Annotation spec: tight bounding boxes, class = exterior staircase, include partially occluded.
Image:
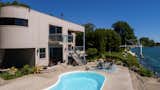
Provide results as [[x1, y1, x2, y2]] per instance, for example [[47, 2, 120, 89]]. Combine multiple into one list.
[[69, 47, 86, 65], [71, 53, 83, 65]]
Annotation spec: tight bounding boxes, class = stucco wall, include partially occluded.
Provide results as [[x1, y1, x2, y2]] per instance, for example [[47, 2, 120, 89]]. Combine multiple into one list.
[[0, 6, 84, 66]]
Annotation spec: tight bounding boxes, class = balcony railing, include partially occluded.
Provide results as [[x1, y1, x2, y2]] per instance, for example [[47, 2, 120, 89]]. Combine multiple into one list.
[[49, 34, 74, 44], [49, 34, 68, 42], [49, 34, 63, 41]]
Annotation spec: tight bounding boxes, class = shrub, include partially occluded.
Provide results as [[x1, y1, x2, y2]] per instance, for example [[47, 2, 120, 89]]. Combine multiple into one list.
[[15, 71, 23, 77], [0, 72, 14, 80], [21, 65, 34, 75], [98, 53, 106, 59], [125, 54, 140, 68], [0, 65, 36, 80], [86, 48, 98, 61], [104, 51, 153, 77], [86, 48, 98, 56], [8, 66, 18, 75], [138, 66, 154, 77], [0, 70, 23, 80]]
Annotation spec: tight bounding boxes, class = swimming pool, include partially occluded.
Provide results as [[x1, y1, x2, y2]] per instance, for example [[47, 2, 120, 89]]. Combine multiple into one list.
[[46, 71, 105, 90]]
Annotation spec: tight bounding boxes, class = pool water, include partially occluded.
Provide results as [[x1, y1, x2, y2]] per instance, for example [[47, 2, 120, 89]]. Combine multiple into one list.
[[47, 71, 105, 90]]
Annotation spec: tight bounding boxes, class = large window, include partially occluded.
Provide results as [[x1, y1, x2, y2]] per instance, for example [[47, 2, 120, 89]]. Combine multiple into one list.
[[39, 48, 46, 58], [49, 25, 62, 34], [0, 17, 28, 26]]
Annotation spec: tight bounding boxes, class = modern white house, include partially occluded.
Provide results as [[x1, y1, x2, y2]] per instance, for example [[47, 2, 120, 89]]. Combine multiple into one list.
[[0, 5, 85, 68]]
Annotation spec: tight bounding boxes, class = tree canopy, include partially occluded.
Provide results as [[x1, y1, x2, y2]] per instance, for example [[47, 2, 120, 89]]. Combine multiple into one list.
[[83, 23, 95, 33], [0, 0, 4, 7], [112, 21, 137, 45], [105, 29, 121, 51], [76, 24, 121, 53], [0, 0, 29, 8], [76, 23, 96, 47]]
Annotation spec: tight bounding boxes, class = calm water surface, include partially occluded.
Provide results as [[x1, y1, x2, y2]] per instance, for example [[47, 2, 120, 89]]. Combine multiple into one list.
[[132, 47, 160, 76]]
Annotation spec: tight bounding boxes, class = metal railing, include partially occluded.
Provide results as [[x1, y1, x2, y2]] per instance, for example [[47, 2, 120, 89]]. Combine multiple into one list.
[[68, 46, 86, 65], [75, 46, 84, 51], [49, 34, 74, 43], [49, 34, 63, 41], [49, 34, 68, 42]]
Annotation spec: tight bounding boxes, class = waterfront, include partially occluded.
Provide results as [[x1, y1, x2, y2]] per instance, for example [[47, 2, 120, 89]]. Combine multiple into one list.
[[132, 47, 160, 76]]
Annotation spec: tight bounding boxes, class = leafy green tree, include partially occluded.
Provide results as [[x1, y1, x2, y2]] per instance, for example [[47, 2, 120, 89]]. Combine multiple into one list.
[[85, 31, 96, 48], [105, 30, 121, 51], [112, 21, 137, 45], [76, 23, 96, 48], [0, 0, 29, 8], [12, 0, 19, 5], [95, 29, 106, 53], [83, 23, 95, 33], [77, 24, 122, 52], [76, 32, 83, 46], [0, 0, 4, 7]]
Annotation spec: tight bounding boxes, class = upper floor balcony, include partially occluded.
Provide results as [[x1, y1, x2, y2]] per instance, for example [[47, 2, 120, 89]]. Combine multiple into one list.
[[49, 34, 73, 45], [49, 34, 64, 42]]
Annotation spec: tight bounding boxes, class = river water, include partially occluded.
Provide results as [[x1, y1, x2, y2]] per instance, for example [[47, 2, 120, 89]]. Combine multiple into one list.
[[132, 47, 160, 76]]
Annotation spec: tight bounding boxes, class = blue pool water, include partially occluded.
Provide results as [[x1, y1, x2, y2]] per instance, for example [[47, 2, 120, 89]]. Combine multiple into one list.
[[48, 72, 105, 90]]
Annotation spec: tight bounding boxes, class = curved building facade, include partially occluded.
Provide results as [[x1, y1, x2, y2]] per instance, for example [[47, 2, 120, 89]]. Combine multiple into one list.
[[0, 6, 85, 68]]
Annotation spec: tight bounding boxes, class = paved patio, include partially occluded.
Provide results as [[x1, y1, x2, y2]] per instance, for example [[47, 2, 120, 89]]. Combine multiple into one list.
[[0, 63, 133, 90]]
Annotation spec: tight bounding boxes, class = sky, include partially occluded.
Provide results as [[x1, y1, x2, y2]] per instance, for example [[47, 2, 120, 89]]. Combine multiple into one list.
[[2, 0, 160, 42]]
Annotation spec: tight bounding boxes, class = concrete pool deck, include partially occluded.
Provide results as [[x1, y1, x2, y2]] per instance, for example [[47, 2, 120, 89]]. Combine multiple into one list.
[[0, 63, 133, 90]]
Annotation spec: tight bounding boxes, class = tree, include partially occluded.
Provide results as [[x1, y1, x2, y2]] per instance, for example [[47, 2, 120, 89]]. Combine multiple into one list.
[[140, 37, 155, 47], [112, 21, 137, 45], [12, 0, 19, 5], [105, 30, 121, 51], [0, 0, 4, 7], [83, 23, 95, 33], [155, 42, 160, 46], [0, 0, 29, 8], [95, 29, 106, 53], [76, 23, 96, 48], [77, 23, 123, 53]]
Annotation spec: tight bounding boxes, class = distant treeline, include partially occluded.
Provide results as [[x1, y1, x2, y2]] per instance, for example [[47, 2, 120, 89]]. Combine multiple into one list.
[[140, 37, 160, 47], [155, 42, 160, 46], [77, 21, 159, 53], [0, 0, 29, 8]]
